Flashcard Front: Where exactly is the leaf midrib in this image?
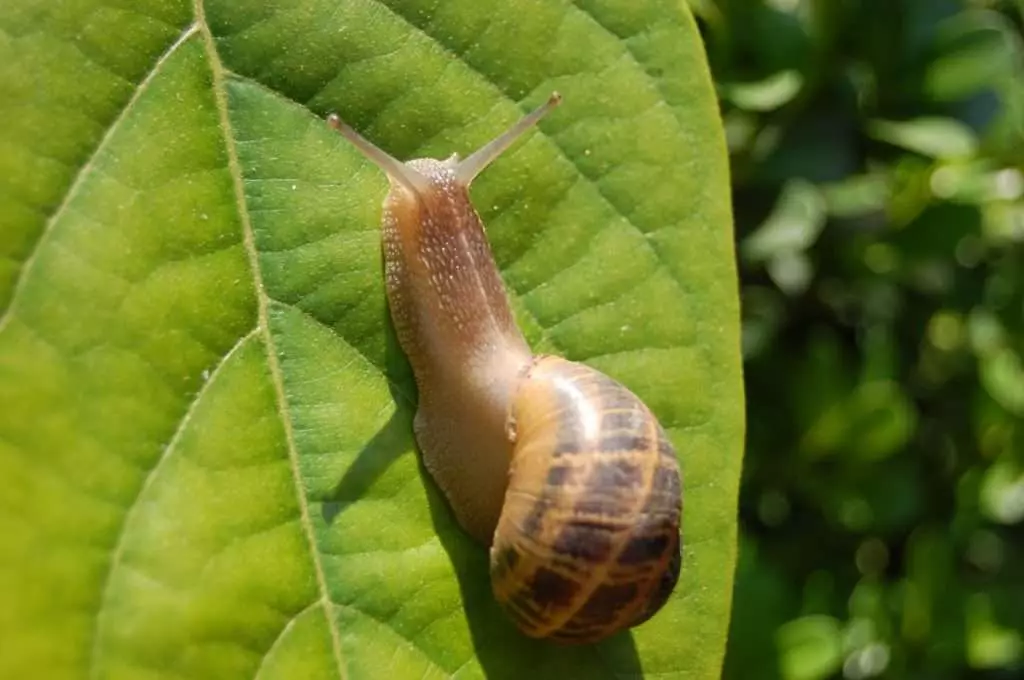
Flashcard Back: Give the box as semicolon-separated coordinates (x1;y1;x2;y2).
194;1;350;678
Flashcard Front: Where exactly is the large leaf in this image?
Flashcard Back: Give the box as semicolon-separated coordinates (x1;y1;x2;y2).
0;1;743;678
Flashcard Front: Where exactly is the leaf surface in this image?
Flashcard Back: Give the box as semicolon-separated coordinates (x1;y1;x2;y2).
0;1;743;678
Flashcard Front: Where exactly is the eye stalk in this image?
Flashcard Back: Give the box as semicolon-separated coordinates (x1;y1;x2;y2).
454;92;562;186
326;113;432;197
326;92;562;193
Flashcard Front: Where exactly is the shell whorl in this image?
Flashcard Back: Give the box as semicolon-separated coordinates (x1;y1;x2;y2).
490;355;683;644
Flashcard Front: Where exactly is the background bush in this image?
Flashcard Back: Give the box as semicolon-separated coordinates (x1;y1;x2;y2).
689;1;1024;678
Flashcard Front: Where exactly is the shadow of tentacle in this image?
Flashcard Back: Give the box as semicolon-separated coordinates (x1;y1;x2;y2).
321;405;414;524
323;303;417;525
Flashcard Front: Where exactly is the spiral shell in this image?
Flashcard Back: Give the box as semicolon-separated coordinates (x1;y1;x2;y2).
490;356;683;644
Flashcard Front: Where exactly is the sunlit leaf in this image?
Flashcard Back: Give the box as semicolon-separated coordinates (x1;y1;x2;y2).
925;10;1024;102
724;70;804;112
776;616;843;680
742;180;826;262
981;349;1024;416
0;1;744;678
868;118;979;160
980;458;1024;525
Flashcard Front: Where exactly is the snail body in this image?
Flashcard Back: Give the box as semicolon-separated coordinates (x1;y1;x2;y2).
328;94;682;644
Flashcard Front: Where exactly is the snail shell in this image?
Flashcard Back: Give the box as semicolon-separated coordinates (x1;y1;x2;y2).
494;355;681;642
327;94;682;644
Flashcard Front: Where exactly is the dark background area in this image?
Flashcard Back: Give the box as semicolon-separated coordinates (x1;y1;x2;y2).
690;1;1024;678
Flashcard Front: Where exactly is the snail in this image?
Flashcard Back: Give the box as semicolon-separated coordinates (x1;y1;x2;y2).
327;93;682;644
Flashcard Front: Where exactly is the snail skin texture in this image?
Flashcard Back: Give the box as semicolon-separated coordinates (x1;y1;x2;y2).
327;94;682;644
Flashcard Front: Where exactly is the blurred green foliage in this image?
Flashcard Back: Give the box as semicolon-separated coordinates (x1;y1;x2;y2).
689;0;1024;678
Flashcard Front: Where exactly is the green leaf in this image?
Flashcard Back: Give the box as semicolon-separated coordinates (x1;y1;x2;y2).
979;457;1024;525
776;615;844;680
0;1;743;679
966;593;1024;669
821;174;889;219
742;180;826;262
800;380;918;462
924;9;1024;102
723;70;804;113
980;349;1024;417
741;180;826;296
868;117;979;160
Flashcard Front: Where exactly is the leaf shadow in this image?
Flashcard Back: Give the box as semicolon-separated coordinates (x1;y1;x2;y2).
324;303;643;678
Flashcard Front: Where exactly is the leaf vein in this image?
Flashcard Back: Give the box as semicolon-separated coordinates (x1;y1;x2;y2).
333;602;453;676
251;601;320;680
0;22;201;333
87;326;258;679
270;298;416;407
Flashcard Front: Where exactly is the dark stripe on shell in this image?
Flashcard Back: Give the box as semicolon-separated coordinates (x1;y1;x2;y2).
601;410;641;432
530;567;579;609
650;462;681;498
554;415;585;454
522;498;551;536
630;536;682;627
572;496;622;518
491;547;520;580
657;431;677;459
618;533;671;565
553;520;614;564
598;385;637;412
590;459;644;492
546;465;574;487
577;582;638;623
599;432;650;454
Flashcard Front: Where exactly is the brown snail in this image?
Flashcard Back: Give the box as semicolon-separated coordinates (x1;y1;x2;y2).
327;94;682;644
